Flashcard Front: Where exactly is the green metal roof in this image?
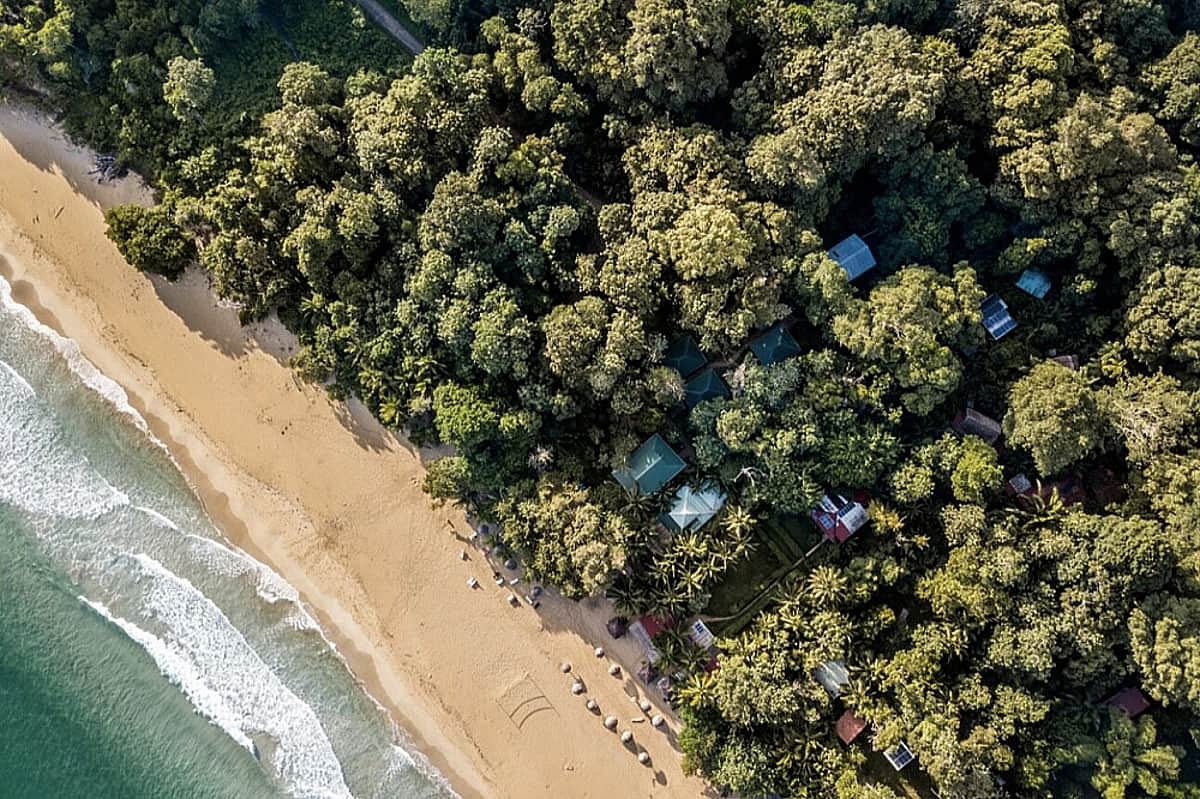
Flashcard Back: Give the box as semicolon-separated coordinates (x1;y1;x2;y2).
750;323;801;365
612;433;686;495
663;335;706;377
684;368;730;409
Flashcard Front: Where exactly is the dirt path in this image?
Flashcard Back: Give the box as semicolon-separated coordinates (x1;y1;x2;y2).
351;0;425;55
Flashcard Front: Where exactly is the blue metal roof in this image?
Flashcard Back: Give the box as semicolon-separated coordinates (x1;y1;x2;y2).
663;335;706;377
981;295;1017;340
1016;268;1052;299
750;323;802;365
828;234;878;280
612;433;686;495
684;368;730;409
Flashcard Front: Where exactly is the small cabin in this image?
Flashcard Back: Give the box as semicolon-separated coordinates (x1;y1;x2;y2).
884;741;916;771
684;368;730;410
814;660;851;697
612;434;686;496
1005;473;1034;497
836;711;868;745
660;482;727;533
750;323;802;366
810;494;869;544
663;335;706;378
1105;687;1150;719
828;234;878;281
952;408;1003;445
1016;268;1052;299
981;295;1018;340
1050;354;1080;370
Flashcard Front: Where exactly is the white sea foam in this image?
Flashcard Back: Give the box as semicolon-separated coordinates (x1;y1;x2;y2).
80;596;257;753
116;552;354;799
0;274;150;434
0;359;130;519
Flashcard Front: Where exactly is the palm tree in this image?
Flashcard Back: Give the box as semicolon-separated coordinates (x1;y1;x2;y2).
677;671;717;711
1091;712;1182;799
807;565;848;609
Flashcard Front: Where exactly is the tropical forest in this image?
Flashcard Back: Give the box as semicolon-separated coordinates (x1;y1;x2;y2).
3;0;1200;796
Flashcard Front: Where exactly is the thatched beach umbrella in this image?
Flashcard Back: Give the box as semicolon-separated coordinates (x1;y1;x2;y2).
604;716;618;730
620;731;633;744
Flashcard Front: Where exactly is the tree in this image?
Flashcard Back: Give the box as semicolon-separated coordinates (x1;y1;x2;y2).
1125;264;1200;374
1004;361;1104;475
104;204;195;279
1103;373;1198;464
1091;712;1183;799
1130;596;1200;714
162;56;215;123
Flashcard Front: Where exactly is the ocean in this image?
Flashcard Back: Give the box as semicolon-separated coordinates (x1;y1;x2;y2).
0;274;454;799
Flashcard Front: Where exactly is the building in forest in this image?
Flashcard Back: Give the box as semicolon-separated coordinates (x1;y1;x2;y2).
814;660;851;697
952;408;1003;445
684;368;730;409
613;434;686;495
750;323;802;365
1105;687;1151;718
981;295;1018;340
660;482;727;533
1051;354;1080;370
836;711;867;745
828;234;877;280
663;335;706;378
884;741;916;771
810;494;869;543
1016;268;1052;299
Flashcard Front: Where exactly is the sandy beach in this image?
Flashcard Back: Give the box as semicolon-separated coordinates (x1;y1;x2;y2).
0;100;708;799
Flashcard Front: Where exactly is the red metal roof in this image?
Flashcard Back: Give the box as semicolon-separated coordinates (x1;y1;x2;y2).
1105;687;1150;718
836;710;867;744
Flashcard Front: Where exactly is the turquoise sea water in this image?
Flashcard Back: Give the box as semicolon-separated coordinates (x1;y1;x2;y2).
0;275;453;799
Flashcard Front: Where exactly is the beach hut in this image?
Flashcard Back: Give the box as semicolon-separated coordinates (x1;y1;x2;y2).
981;295;1018;340
663;335;706;378
828;235;878;281
952;408;1003;445
612;434;686;496
814;660;851;697
1104;687;1150;719
750;323;802;366
660;482;728;533
683;368;730;410
836;711;867;745
1016;268;1052;299
884;741;916;771
810;494;869;544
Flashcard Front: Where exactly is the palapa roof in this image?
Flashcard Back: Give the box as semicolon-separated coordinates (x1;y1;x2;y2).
828;234;878;280
684;368;730;409
660;482;727;533
750;323;802;366
1016;268;1052;299
613;434;686;496
663;335;706;378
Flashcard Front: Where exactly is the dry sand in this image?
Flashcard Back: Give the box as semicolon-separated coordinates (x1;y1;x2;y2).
0;100;710;799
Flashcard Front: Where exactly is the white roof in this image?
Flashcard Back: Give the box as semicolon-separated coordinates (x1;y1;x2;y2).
664;483;728;532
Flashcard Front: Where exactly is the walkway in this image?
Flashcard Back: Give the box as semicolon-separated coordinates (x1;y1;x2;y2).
350;0;425;55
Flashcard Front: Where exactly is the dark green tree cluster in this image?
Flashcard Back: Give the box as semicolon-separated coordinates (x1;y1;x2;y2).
7;0;1200;796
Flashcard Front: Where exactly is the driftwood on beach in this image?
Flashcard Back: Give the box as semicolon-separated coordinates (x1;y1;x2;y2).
88;153;126;183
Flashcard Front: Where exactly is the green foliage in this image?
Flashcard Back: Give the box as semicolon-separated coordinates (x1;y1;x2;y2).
103;205;195;279
1005;361;1105;475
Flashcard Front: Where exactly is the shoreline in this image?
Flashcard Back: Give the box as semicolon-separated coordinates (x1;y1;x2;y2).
0;100;704;798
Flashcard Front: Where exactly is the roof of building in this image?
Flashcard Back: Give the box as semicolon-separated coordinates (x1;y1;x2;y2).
1016;268;1052;299
1105;687;1150;718
810;494;869;544
828;234;878;280
661;482;728;533
663;335;706;378
1051;354;1080;370
814;660;851;697
684;368;730;410
750;323;802;366
612;434;686;496
884;741;916;771
836;711;868;745
981;295;1018;340
953;408;1003;445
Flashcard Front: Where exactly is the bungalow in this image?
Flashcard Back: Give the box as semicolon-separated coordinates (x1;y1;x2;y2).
884;741;916;771
1105;687;1151;718
612;434;686;496
750;323;802;366
810;494;869;544
981;295;1018;340
1005;473;1035;497
952;408;1003;445
663;335;706;378
814;660;851;697
828;234;878;281
1016;268;1052;299
836;711;868;745
684;368;730;410
1051;354;1080;370
660;482;728;533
